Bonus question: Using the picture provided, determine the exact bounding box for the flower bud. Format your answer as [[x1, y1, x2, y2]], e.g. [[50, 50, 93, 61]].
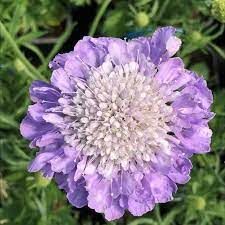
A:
[[135, 12, 149, 28], [212, 0, 225, 23], [14, 59, 26, 72], [190, 31, 203, 43], [193, 196, 206, 210], [35, 173, 51, 187]]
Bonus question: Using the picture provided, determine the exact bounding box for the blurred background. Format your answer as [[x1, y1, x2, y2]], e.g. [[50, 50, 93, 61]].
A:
[[0, 0, 225, 225]]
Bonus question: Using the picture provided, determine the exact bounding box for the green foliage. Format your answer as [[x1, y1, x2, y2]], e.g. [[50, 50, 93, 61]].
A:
[[0, 0, 225, 225], [102, 2, 130, 36]]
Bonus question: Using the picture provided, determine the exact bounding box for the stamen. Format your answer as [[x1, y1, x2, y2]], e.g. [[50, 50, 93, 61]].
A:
[[58, 61, 174, 178]]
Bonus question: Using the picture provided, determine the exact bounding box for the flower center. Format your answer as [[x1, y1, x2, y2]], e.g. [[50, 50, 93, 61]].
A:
[[62, 61, 174, 178]]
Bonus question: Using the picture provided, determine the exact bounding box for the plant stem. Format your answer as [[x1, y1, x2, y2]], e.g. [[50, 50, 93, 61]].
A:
[[0, 21, 45, 80], [88, 0, 112, 36], [155, 205, 162, 224], [156, 0, 170, 21], [42, 16, 76, 72]]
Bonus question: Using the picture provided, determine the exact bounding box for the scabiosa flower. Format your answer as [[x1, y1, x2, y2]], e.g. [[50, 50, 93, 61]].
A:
[[20, 27, 214, 221]]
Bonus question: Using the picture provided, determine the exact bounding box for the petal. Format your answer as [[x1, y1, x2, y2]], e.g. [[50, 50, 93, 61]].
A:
[[174, 124, 212, 153], [40, 164, 54, 178], [119, 195, 128, 209], [20, 114, 53, 141], [150, 26, 181, 64], [28, 148, 62, 172], [50, 153, 75, 174], [120, 172, 135, 195], [55, 173, 69, 191], [105, 199, 125, 221], [172, 92, 213, 128], [148, 173, 177, 203], [168, 156, 192, 184], [166, 36, 182, 57], [67, 186, 88, 208], [185, 75, 213, 110], [29, 80, 60, 103], [49, 51, 75, 70], [128, 185, 155, 216], [156, 58, 191, 91], [35, 131, 63, 148], [74, 36, 106, 67], [64, 58, 89, 79], [86, 176, 111, 213], [127, 175, 155, 216], [51, 68, 75, 93], [127, 37, 151, 60], [107, 39, 131, 65], [42, 113, 64, 128], [74, 157, 87, 181], [28, 103, 46, 122]]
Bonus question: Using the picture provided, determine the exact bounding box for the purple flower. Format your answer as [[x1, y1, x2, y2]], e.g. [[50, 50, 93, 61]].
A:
[[20, 26, 214, 221]]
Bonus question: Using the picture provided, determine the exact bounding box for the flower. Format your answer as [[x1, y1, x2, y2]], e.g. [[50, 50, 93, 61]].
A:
[[212, 0, 225, 23], [20, 26, 214, 221]]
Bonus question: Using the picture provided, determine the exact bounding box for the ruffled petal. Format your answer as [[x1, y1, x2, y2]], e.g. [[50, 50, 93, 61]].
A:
[[105, 199, 125, 221], [128, 178, 155, 216], [174, 124, 212, 153], [74, 36, 107, 67], [86, 175, 111, 213], [155, 58, 191, 91], [67, 179, 88, 208], [49, 51, 75, 70], [150, 26, 181, 64], [148, 173, 177, 203], [40, 164, 55, 178], [51, 68, 75, 93], [64, 58, 89, 79], [168, 156, 192, 184], [127, 37, 151, 60], [29, 80, 60, 103], [107, 39, 131, 65], [28, 147, 63, 172], [20, 114, 53, 141]]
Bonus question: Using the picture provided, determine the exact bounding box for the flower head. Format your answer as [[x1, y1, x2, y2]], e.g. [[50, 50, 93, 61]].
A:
[[20, 27, 214, 221]]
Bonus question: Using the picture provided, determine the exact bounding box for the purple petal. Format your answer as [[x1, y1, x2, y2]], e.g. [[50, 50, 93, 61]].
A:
[[50, 153, 75, 174], [174, 124, 212, 153], [49, 51, 75, 70], [35, 131, 63, 148], [104, 199, 125, 221], [87, 177, 111, 213], [74, 157, 87, 181], [107, 39, 131, 65], [128, 181, 155, 216], [168, 156, 192, 184], [67, 187, 88, 208], [74, 36, 106, 67], [20, 114, 53, 141], [120, 172, 135, 195], [150, 26, 181, 64], [51, 68, 75, 93], [28, 147, 62, 172], [55, 172, 69, 190], [127, 38, 151, 60], [29, 80, 60, 103], [156, 58, 191, 91], [64, 58, 89, 79], [148, 173, 177, 203], [40, 164, 54, 178]]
